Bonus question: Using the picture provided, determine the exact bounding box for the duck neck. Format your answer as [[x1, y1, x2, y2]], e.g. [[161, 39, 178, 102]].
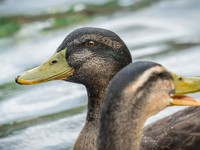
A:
[[73, 85, 106, 150], [86, 84, 105, 125], [111, 106, 146, 150], [98, 92, 149, 150], [124, 110, 146, 150]]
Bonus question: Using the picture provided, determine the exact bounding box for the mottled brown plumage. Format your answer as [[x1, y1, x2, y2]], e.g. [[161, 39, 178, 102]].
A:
[[142, 106, 200, 150], [98, 62, 174, 150]]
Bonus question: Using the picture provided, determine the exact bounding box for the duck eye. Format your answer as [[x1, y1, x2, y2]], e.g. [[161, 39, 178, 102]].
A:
[[85, 40, 96, 47]]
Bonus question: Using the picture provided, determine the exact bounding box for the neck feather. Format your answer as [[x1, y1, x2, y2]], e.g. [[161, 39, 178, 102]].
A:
[[73, 84, 106, 150], [86, 84, 105, 124], [100, 95, 148, 150]]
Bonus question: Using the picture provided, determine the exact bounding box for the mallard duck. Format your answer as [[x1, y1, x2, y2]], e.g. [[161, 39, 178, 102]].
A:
[[16, 27, 200, 150], [97, 61, 200, 150], [16, 27, 132, 150]]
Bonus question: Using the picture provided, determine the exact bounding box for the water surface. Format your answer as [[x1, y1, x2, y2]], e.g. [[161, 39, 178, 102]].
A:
[[0, 0, 200, 149]]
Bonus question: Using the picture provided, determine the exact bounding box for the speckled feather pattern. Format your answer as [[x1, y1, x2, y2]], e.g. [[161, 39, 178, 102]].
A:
[[98, 62, 174, 150], [142, 107, 200, 150], [69, 34, 122, 50]]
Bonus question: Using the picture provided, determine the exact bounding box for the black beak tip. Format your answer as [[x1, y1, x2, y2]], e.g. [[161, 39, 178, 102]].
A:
[[15, 75, 21, 84]]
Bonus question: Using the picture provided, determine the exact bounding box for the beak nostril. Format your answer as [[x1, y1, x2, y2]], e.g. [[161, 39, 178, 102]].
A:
[[51, 60, 58, 65], [178, 77, 183, 81]]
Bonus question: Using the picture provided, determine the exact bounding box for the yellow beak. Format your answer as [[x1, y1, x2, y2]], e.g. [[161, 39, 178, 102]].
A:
[[16, 49, 74, 85], [169, 72, 200, 106]]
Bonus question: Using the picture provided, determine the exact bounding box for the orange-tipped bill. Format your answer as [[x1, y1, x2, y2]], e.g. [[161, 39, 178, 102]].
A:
[[170, 95, 200, 106]]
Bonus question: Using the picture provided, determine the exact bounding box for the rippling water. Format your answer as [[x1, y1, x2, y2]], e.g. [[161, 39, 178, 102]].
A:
[[1, 0, 200, 150], [0, 0, 106, 16]]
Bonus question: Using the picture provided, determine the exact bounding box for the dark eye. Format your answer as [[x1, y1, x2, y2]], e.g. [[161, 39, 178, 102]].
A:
[[85, 40, 96, 47]]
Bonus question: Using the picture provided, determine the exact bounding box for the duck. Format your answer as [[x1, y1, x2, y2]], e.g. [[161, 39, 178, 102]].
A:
[[15, 27, 200, 150], [97, 61, 200, 150], [16, 27, 132, 150]]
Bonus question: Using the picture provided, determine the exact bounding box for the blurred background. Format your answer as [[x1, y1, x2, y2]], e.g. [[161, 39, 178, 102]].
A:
[[0, 0, 200, 149]]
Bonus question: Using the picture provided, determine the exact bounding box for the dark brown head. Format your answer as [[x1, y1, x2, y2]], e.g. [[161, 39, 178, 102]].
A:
[[16, 27, 132, 89]]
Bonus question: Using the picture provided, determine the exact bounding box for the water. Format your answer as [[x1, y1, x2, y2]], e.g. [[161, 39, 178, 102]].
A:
[[0, 0, 200, 149], [0, 0, 107, 16]]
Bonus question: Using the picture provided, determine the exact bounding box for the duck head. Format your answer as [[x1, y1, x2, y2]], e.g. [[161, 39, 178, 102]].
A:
[[15, 27, 132, 88]]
